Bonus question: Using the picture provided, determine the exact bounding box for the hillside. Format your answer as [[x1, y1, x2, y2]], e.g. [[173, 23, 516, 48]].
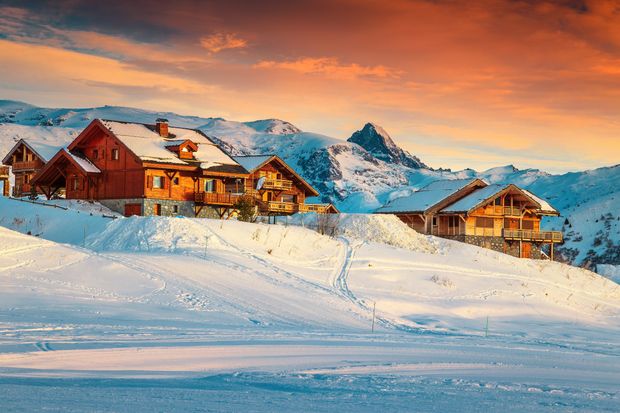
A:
[[0, 198, 619, 411], [0, 100, 618, 272]]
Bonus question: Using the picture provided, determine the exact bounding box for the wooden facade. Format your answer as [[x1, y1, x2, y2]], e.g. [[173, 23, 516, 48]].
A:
[[1, 140, 49, 197], [235, 155, 337, 215], [379, 180, 562, 260]]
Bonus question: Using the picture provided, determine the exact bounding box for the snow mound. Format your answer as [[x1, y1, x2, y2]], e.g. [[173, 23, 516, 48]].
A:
[[337, 214, 441, 253]]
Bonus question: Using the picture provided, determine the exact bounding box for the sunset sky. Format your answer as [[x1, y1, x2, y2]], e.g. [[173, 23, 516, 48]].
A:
[[0, 0, 619, 173]]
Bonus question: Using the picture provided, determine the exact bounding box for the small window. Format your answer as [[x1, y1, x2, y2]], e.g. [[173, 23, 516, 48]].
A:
[[153, 176, 164, 189], [173, 177, 179, 185], [111, 148, 119, 160], [154, 203, 161, 216], [24, 174, 30, 184], [72, 176, 79, 191], [93, 149, 98, 160], [172, 205, 179, 214], [494, 197, 501, 206], [204, 179, 215, 193], [432, 217, 437, 226]]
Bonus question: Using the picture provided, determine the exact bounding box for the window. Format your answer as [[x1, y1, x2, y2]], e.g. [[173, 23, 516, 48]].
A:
[[494, 197, 502, 206], [475, 217, 494, 228], [173, 177, 179, 185], [448, 216, 459, 228], [153, 203, 161, 216], [111, 148, 119, 160], [172, 205, 179, 214], [24, 174, 30, 184], [153, 176, 164, 189], [204, 179, 215, 193], [93, 149, 98, 160], [432, 217, 437, 226], [72, 176, 79, 191]]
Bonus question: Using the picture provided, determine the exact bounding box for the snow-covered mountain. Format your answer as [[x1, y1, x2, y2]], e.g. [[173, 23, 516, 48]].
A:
[[348, 122, 428, 169], [0, 100, 618, 272]]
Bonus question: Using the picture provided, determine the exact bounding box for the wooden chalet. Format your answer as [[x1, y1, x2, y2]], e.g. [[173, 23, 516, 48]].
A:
[[31, 118, 249, 218], [376, 178, 562, 260], [233, 155, 338, 215], [1, 139, 63, 197], [27, 118, 336, 219]]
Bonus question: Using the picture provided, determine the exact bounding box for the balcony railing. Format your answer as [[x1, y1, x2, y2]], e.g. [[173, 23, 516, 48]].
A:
[[195, 192, 240, 206], [298, 203, 331, 213], [0, 166, 9, 177], [503, 206, 522, 216], [12, 161, 41, 171], [266, 201, 296, 213], [503, 228, 563, 243], [261, 178, 293, 190]]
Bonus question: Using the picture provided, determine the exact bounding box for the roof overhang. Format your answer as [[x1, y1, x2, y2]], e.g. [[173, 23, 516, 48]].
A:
[[32, 149, 100, 186]]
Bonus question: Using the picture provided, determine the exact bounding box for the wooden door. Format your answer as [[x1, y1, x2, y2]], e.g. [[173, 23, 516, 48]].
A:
[[124, 203, 142, 217], [153, 203, 162, 216], [521, 242, 531, 258]]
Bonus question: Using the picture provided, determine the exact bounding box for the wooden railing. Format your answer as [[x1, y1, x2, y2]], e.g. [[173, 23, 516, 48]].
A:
[[298, 203, 331, 213], [262, 178, 293, 190], [266, 201, 296, 213], [195, 192, 240, 206], [503, 206, 522, 216], [12, 161, 41, 171], [503, 228, 563, 243]]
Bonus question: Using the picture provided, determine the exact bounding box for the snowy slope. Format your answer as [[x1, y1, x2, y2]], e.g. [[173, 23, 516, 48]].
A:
[[1, 201, 620, 411], [1, 100, 618, 271]]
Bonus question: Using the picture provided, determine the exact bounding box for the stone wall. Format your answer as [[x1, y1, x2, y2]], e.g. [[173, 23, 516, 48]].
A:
[[443, 235, 545, 260], [100, 198, 221, 219]]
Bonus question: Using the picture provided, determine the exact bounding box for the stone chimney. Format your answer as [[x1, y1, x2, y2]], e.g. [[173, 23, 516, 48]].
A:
[[155, 118, 169, 138]]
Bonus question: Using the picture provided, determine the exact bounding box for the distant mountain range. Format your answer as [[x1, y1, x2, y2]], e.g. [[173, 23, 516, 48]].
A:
[[0, 100, 618, 273]]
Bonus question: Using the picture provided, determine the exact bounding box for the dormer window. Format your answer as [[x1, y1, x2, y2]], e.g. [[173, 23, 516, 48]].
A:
[[165, 139, 198, 160]]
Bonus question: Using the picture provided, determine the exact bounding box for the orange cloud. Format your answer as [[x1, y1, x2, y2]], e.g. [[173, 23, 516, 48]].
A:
[[254, 57, 400, 80], [200, 33, 247, 53]]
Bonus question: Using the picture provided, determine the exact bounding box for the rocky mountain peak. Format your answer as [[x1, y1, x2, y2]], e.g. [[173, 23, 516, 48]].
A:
[[347, 122, 428, 169]]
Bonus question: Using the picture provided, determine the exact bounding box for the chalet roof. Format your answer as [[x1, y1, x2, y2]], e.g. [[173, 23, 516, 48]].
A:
[[440, 184, 559, 215], [440, 184, 505, 213], [376, 178, 483, 214], [97, 120, 243, 173], [521, 189, 558, 215], [64, 149, 101, 174], [1, 138, 65, 165], [232, 155, 274, 172], [233, 155, 319, 196]]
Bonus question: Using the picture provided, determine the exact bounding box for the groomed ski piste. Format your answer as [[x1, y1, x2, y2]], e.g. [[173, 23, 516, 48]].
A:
[[0, 197, 619, 412]]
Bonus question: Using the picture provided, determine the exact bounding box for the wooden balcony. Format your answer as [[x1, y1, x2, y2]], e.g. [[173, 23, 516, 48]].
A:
[[195, 192, 240, 206], [12, 160, 41, 171], [503, 228, 563, 243], [298, 203, 331, 213], [266, 201, 297, 213], [0, 166, 8, 178], [503, 206, 522, 216], [261, 178, 293, 190]]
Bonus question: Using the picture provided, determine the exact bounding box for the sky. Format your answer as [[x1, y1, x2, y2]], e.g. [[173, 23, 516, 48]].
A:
[[0, 0, 619, 173]]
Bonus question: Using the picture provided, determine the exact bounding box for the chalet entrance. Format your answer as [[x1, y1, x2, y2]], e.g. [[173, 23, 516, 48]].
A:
[[521, 242, 532, 258], [124, 203, 141, 217]]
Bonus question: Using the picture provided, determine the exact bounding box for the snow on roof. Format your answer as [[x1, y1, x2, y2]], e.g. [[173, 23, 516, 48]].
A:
[[521, 189, 558, 214], [28, 141, 65, 162], [377, 178, 479, 213], [65, 149, 101, 174], [100, 120, 240, 169], [441, 184, 505, 213], [232, 155, 274, 172]]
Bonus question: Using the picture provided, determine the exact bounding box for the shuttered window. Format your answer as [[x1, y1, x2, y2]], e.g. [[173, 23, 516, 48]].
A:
[[153, 176, 164, 189], [475, 217, 494, 228]]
